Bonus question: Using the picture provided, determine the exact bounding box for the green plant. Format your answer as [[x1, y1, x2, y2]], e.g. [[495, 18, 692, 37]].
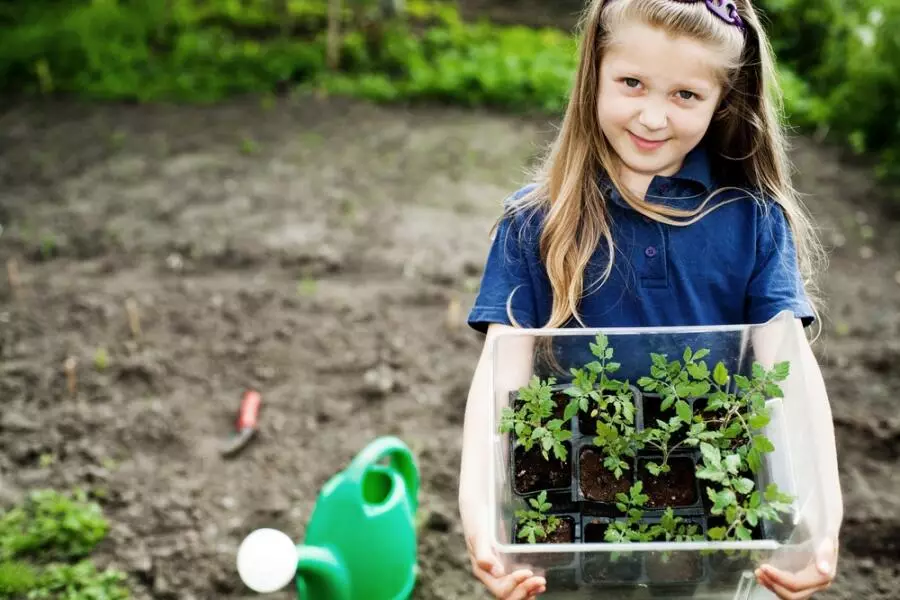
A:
[[0, 561, 38, 597], [514, 491, 560, 544], [500, 375, 572, 461], [565, 333, 640, 478], [577, 336, 797, 546], [605, 486, 705, 546], [0, 489, 129, 600], [0, 489, 107, 563], [636, 347, 718, 474], [654, 508, 705, 543], [605, 482, 656, 543], [23, 561, 129, 600], [706, 482, 794, 543], [93, 348, 109, 371]]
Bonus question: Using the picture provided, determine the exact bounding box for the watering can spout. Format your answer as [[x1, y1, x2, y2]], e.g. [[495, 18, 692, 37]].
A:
[[236, 437, 419, 600]]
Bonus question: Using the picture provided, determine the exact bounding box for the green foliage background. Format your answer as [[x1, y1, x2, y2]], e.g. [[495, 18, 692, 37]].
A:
[[1, 0, 898, 182], [0, 490, 129, 599]]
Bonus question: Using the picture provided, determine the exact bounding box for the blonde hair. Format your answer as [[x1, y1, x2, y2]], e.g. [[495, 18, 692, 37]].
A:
[[504, 0, 826, 340]]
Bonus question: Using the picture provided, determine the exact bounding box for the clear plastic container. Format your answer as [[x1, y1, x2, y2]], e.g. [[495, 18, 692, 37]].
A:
[[489, 310, 842, 599]]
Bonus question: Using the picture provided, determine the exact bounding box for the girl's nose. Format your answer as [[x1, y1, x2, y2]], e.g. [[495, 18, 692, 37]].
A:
[[638, 103, 668, 131]]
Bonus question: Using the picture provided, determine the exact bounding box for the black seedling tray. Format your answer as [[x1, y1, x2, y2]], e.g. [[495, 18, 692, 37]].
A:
[[580, 514, 710, 592], [635, 451, 705, 515], [507, 384, 577, 511], [510, 511, 581, 591]]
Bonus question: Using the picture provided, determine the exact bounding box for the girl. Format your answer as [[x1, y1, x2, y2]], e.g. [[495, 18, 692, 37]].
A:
[[458, 0, 842, 598]]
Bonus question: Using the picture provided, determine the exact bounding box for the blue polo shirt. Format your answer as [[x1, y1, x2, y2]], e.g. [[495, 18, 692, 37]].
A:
[[467, 146, 814, 380]]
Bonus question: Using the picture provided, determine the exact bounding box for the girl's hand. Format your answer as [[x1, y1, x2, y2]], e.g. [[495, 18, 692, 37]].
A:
[[755, 538, 838, 599], [466, 531, 546, 599]]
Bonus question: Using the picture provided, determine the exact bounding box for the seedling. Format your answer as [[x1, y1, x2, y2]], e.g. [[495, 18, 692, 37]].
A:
[[605, 482, 655, 543], [654, 508, 704, 543], [706, 482, 794, 542], [500, 375, 572, 461], [565, 334, 640, 478], [638, 347, 713, 411], [515, 491, 561, 544], [93, 348, 109, 371]]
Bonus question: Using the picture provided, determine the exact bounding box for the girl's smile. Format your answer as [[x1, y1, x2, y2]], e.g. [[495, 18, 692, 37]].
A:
[[628, 131, 669, 151]]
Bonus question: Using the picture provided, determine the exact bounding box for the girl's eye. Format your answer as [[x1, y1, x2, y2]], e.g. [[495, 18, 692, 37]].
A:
[[623, 78, 641, 89], [677, 90, 696, 101]]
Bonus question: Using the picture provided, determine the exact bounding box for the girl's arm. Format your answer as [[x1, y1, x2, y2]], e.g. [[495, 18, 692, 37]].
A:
[[751, 318, 842, 597], [459, 323, 534, 542], [459, 324, 546, 599]]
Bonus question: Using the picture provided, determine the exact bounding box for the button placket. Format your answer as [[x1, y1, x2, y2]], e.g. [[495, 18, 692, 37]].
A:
[[639, 221, 668, 288]]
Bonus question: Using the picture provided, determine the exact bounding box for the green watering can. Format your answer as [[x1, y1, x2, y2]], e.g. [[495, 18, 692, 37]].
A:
[[236, 436, 419, 599]]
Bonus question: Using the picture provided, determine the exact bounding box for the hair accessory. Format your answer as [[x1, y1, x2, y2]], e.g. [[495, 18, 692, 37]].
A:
[[672, 0, 745, 29]]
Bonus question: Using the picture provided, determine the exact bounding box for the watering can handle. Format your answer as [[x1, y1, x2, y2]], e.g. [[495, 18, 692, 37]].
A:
[[346, 436, 419, 512]]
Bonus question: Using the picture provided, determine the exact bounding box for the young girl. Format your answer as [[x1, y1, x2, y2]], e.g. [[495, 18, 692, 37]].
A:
[[458, 0, 842, 598]]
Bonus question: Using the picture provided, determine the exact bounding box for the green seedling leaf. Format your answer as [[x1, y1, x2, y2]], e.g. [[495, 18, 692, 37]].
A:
[[724, 454, 742, 475], [773, 362, 790, 380], [764, 383, 784, 399], [700, 442, 721, 468], [748, 413, 770, 429], [713, 362, 729, 386], [696, 466, 725, 482], [676, 400, 692, 424], [687, 362, 709, 381], [733, 477, 756, 495], [752, 363, 765, 380], [752, 435, 775, 454]]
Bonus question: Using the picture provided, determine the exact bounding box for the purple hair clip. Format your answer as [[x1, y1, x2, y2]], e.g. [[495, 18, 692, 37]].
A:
[[673, 0, 745, 30]]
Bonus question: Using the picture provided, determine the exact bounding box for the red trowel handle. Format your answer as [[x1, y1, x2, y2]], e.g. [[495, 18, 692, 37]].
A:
[[237, 390, 262, 431]]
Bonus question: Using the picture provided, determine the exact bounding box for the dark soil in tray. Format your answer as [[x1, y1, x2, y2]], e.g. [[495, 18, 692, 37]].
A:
[[638, 456, 698, 508], [579, 447, 633, 503], [545, 516, 574, 544], [514, 516, 575, 568], [513, 443, 570, 494]]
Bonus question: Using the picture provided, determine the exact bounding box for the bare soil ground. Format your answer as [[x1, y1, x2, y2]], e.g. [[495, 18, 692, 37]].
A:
[[1, 92, 898, 600]]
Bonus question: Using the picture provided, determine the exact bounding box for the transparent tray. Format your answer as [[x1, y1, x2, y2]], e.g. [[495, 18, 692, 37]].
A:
[[489, 311, 841, 599]]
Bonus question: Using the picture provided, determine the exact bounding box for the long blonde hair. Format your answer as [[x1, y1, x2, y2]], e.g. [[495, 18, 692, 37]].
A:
[[505, 0, 826, 338]]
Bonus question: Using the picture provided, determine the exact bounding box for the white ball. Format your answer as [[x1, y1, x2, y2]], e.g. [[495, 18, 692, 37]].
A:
[[236, 528, 299, 593]]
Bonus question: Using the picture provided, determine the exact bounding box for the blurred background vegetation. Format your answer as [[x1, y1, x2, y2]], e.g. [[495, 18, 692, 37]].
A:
[[0, 0, 898, 187]]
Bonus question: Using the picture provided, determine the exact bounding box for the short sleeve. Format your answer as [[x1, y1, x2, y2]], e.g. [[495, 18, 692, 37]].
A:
[[467, 207, 541, 334], [745, 202, 815, 327]]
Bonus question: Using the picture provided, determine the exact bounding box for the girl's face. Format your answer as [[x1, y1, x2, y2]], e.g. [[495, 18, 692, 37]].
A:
[[597, 21, 726, 190]]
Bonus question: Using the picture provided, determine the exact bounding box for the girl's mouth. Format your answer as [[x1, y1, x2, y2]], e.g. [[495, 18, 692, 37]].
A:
[[629, 131, 668, 151]]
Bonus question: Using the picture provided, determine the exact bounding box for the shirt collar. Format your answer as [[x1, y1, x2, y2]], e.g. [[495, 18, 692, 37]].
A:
[[601, 144, 716, 210]]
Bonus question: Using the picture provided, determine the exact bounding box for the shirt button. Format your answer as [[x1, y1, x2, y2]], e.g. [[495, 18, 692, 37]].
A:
[[645, 246, 658, 258]]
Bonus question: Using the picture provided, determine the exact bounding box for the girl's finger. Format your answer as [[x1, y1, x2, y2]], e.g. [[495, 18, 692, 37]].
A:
[[472, 566, 533, 598], [765, 578, 831, 600], [506, 576, 546, 600], [759, 564, 831, 594]]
